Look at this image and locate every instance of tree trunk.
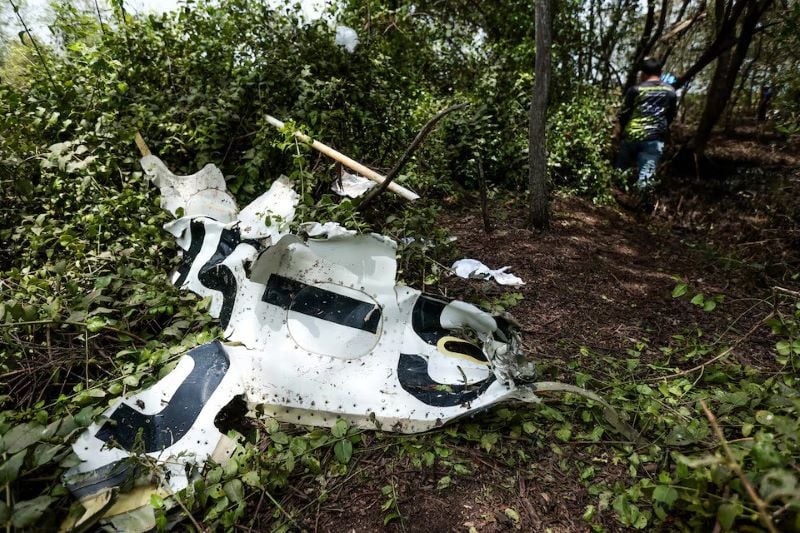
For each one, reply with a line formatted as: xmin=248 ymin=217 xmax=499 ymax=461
xmin=691 ymin=49 xmax=733 ymax=151
xmin=529 ymin=0 xmax=551 ymax=230
xmin=688 ymin=0 xmax=772 ymax=152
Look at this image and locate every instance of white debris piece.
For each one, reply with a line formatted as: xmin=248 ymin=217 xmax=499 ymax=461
xmin=452 ymin=258 xmax=525 ymax=286
xmin=303 ymin=221 xmax=357 ymax=239
xmin=332 ymin=170 xmax=376 ymax=198
xmin=237 ymin=175 xmax=299 ymax=241
xmin=140 ymin=155 xmax=238 ymax=223
xmin=334 ymin=25 xmax=359 ymax=53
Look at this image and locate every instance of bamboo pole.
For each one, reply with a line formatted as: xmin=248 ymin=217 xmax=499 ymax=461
xmin=265 ymin=115 xmax=420 ymax=202
xmin=134 ymin=131 xmax=151 ymax=157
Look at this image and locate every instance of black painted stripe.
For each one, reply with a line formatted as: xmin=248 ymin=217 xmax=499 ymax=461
xmin=262 ymin=274 xmax=382 ymax=333
xmin=174 ymin=220 xmax=206 ymax=288
xmin=95 ymin=341 xmax=230 ymax=453
xmin=397 ymin=353 xmax=495 ymax=407
xmin=442 ymin=339 xmax=488 ymax=363
xmin=196 ymin=226 xmax=255 ymax=329
xmin=411 ymin=295 xmax=448 ymax=345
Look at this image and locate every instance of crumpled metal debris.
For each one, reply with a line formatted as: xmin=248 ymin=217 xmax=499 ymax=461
xmin=64 ymin=154 xmax=544 ymax=528
xmin=451 ymin=258 xmax=525 ymax=286
xmin=331 ymin=170 xmax=376 ymax=198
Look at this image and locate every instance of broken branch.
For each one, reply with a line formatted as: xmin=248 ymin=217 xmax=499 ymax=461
xmin=357 ymin=102 xmax=468 ymax=210
xmin=265 ymin=115 xmax=420 ymax=202
xmin=700 ymin=400 xmax=779 ymax=533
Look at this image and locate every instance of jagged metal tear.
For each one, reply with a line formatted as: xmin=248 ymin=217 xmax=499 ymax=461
xmin=65 ymin=156 xmax=541 ymax=523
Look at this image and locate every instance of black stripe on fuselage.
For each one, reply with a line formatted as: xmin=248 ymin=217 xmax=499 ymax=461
xmin=397 ymin=353 xmax=495 ymax=407
xmin=262 ymin=274 xmax=382 ymax=333
xmin=174 ymin=220 xmax=260 ymax=330
xmin=95 ymin=341 xmax=230 ymax=453
xmin=174 ymin=220 xmax=206 ymax=288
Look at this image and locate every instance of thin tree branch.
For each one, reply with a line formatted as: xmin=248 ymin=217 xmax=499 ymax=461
xmin=675 ymin=17 xmax=780 ymax=88
xmin=94 ymin=0 xmax=107 ymax=35
xmin=8 ymin=0 xmax=57 ymax=93
xmin=647 ymin=312 xmax=771 ymax=381
xmin=701 ymin=400 xmax=779 ymax=533
xmin=0 ymin=319 xmax=149 ymax=344
xmin=356 ymin=103 xmax=468 ymax=210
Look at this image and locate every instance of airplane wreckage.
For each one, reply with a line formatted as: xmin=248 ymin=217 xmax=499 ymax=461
xmin=63 ymin=120 xmax=636 ymax=530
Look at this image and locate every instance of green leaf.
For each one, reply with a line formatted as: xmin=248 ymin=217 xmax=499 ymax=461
xmin=755 ymin=410 xmax=775 ymax=425
xmin=32 ymin=443 xmax=62 ymax=467
xmin=223 ymin=479 xmax=244 ymax=502
xmin=480 ymin=432 xmax=499 ymax=452
xmin=690 ymin=294 xmax=705 ymax=306
xmin=74 ymin=406 xmax=95 ymax=428
xmin=223 ymin=458 xmax=239 ymax=478
xmin=776 ymin=340 xmax=791 ymax=356
xmin=333 ymin=439 xmax=352 ymax=464
xmin=436 ymin=475 xmax=451 ymax=490
xmin=11 ymin=496 xmax=56 ymax=528
xmin=453 ymin=463 xmax=471 ymax=475
xmin=555 ymin=424 xmax=572 ymax=442
xmin=0 ymin=450 xmax=27 ymax=485
xmin=241 ymin=470 xmax=261 ymax=488
xmin=206 ymin=466 xmax=223 ymax=485
xmin=504 ymin=507 xmax=520 ymax=523
xmin=207 ymin=483 xmax=225 ymax=499
xmin=703 ymin=299 xmax=717 ymax=312
xmin=582 ymin=504 xmax=595 ymax=521
xmin=3 ymin=423 xmax=47 ymax=454
xmin=716 ymin=501 xmax=741 ymax=531
xmin=271 ymin=432 xmax=289 ymax=445
xmin=283 ymin=451 xmax=295 ymax=472
xmin=331 ymin=419 xmax=348 ymax=438
xmin=150 ymin=493 xmax=165 ymax=509
xmin=289 ymin=437 xmax=307 ymax=456
xmin=86 ymin=315 xmax=106 ymax=332
xmin=652 ymin=485 xmax=678 ymax=507
xmin=672 ymin=284 xmax=688 ymax=298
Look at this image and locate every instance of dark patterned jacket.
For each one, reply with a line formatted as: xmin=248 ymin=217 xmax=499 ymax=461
xmin=618 ymin=80 xmax=677 ymax=142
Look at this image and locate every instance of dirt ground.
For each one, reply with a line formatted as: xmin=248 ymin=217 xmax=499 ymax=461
xmin=272 ymin=126 xmax=799 ymax=532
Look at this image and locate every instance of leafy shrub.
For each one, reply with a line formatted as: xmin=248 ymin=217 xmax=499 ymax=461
xmin=547 ymin=91 xmax=618 ymax=201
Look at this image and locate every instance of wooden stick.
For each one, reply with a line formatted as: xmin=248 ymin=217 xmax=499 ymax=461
xmin=265 ymin=115 xmax=420 ymax=202
xmin=134 ymin=131 xmax=151 ymax=157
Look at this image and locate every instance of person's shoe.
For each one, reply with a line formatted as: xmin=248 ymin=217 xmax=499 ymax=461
xmin=639 ymin=193 xmax=655 ymax=215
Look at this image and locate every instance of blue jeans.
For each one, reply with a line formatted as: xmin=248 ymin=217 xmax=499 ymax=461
xmin=615 ymin=140 xmax=664 ymax=191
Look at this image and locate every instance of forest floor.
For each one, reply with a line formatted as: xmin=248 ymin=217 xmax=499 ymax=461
xmin=273 ymin=125 xmax=799 ymax=532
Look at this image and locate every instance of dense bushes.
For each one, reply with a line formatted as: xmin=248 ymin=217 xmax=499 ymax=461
xmin=548 ymin=91 xmax=618 ymax=201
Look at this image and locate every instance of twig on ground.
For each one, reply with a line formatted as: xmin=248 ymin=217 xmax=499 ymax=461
xmin=646 ymin=312 xmax=772 ymax=382
xmin=700 ymin=400 xmax=778 ymax=533
xmin=0 ymin=319 xmax=148 ymax=344
xmin=773 ymin=286 xmax=800 ymax=299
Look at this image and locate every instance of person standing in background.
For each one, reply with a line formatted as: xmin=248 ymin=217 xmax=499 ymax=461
xmin=615 ymin=58 xmax=677 ymax=210
xmin=757 ymin=86 xmax=773 ymax=122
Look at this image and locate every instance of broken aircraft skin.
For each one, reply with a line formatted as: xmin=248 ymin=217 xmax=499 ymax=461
xmin=65 ymin=155 xmax=540 ymax=502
